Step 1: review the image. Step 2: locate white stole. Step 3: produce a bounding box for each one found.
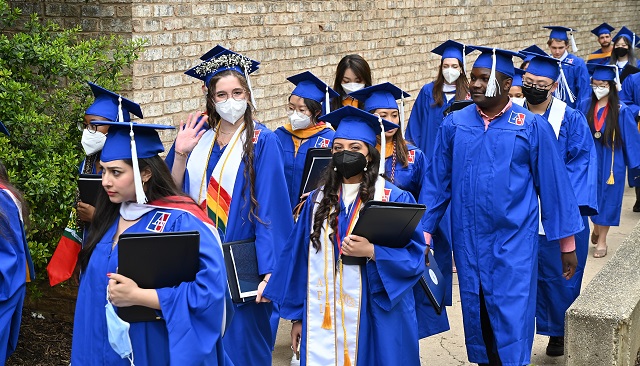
[538,98,567,235]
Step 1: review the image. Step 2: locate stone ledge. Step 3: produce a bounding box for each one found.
[566,221,640,366]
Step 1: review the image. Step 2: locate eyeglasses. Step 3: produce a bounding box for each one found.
[522,80,554,90]
[591,84,610,91]
[214,88,246,102]
[77,121,98,133]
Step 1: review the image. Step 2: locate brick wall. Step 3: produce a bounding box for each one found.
[8,0,640,144]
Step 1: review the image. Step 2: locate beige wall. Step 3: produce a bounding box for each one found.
[8,0,640,143]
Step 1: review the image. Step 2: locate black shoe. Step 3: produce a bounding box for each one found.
[634,201,640,212]
[546,336,564,357]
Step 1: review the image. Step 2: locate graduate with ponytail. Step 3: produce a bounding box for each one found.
[264,106,425,366]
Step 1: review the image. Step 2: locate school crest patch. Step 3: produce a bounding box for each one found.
[315,136,331,148]
[508,111,526,126]
[407,150,415,164]
[566,58,574,64]
[252,129,262,144]
[146,211,171,232]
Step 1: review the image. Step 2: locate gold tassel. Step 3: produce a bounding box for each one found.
[607,131,615,185]
[343,350,352,366]
[321,302,332,329]
[607,170,615,185]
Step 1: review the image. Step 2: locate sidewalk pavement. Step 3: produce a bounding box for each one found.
[271,186,640,366]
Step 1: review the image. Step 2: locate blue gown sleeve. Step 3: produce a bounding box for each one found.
[253,131,295,275]
[0,191,32,301]
[620,105,640,170]
[419,115,454,234]
[367,190,426,311]
[165,141,176,170]
[155,213,228,365]
[564,109,599,216]
[262,192,314,321]
[405,84,430,147]
[530,115,584,240]
[620,76,640,117]
[412,148,428,197]
[576,61,592,115]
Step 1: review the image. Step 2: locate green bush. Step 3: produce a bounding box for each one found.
[0,0,145,278]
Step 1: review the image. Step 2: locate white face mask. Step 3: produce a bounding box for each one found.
[215,98,248,124]
[81,129,107,156]
[341,83,365,94]
[442,68,461,84]
[511,97,526,106]
[592,86,610,100]
[288,110,312,130]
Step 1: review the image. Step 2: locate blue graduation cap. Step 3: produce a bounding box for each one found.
[91,120,175,203]
[523,53,576,102]
[287,71,339,115]
[470,46,523,97]
[199,45,228,61]
[348,82,411,129]
[85,82,143,122]
[613,26,637,48]
[520,44,547,63]
[0,121,8,136]
[512,68,525,87]
[591,23,615,37]
[591,64,622,91]
[431,40,472,72]
[544,26,579,52]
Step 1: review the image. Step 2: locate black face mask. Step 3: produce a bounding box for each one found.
[522,84,550,105]
[332,151,368,179]
[613,47,629,58]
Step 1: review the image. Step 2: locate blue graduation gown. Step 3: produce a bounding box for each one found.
[421,103,584,365]
[405,82,455,156]
[384,144,427,200]
[584,103,640,226]
[71,208,229,365]
[166,123,294,366]
[535,102,598,337]
[620,74,640,186]
[0,188,34,363]
[264,181,428,366]
[557,53,591,114]
[274,125,334,209]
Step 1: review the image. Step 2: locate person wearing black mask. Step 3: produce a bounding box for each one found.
[609,26,639,83]
[520,53,598,357]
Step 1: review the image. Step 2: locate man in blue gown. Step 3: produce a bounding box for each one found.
[520,53,599,356]
[586,23,616,73]
[421,46,583,366]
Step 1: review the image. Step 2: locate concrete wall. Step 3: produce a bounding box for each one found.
[566,222,640,366]
[7,0,640,141]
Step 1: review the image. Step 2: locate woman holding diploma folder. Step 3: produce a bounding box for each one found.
[71,119,231,365]
[264,106,425,366]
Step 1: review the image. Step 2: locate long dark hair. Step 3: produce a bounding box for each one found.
[369,108,409,170]
[432,59,469,107]
[78,156,196,271]
[609,37,637,67]
[331,55,373,111]
[206,69,262,224]
[0,159,30,231]
[586,80,621,148]
[309,144,381,252]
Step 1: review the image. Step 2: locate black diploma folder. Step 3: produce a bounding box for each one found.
[78,174,102,206]
[419,250,445,314]
[298,148,333,199]
[222,238,263,303]
[343,200,426,265]
[117,231,200,322]
[443,100,474,117]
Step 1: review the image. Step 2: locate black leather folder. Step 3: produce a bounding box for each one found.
[117,231,200,322]
[298,148,333,199]
[222,238,263,303]
[419,250,445,314]
[78,174,102,206]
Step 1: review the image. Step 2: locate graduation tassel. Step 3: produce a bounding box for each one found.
[462,44,467,75]
[325,85,330,116]
[245,68,257,110]
[484,48,499,97]
[607,131,615,185]
[614,67,622,92]
[399,93,406,136]
[570,31,578,52]
[557,64,575,103]
[377,115,386,177]
[130,122,147,204]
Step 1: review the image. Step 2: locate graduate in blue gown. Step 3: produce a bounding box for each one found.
[586,23,616,73]
[167,46,293,366]
[421,46,584,366]
[406,40,471,156]
[275,71,338,209]
[71,121,231,365]
[620,71,640,210]
[349,82,448,338]
[0,143,35,363]
[264,106,425,366]
[610,27,640,83]
[580,65,640,259]
[545,26,592,114]
[519,54,599,357]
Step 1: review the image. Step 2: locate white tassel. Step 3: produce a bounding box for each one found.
[399,93,406,135]
[129,123,147,204]
[377,115,386,178]
[614,66,622,91]
[117,96,124,122]
[244,68,257,110]
[325,85,330,115]
[570,32,578,52]
[633,34,636,51]
[557,64,575,103]
[462,44,467,75]
[484,48,499,97]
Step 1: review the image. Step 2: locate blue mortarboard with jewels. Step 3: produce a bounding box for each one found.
[470,46,523,97]
[613,26,637,48]
[85,82,143,122]
[591,23,615,37]
[544,26,579,52]
[0,121,8,136]
[348,82,411,128]
[287,71,339,115]
[91,120,174,204]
